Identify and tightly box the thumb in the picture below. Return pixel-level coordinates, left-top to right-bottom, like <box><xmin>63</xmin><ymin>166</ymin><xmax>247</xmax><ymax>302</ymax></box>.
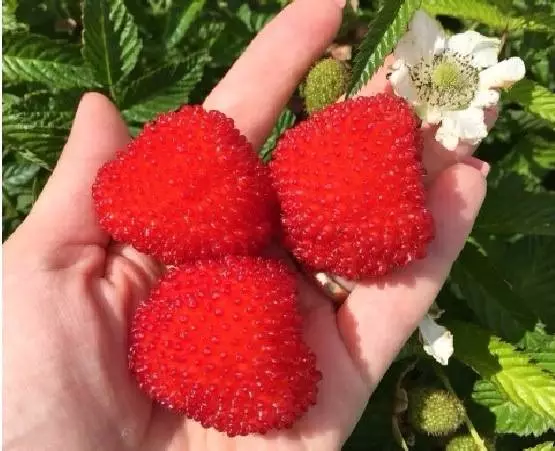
<box><xmin>20</xmin><ymin>93</ymin><xmax>130</xmax><ymax>255</ymax></box>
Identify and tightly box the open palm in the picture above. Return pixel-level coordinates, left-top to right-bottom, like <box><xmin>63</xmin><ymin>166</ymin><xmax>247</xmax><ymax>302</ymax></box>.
<box><xmin>3</xmin><ymin>0</ymin><xmax>489</xmax><ymax>450</ymax></box>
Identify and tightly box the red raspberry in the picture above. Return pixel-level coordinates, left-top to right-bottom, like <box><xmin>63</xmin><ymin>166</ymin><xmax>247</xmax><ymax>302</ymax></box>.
<box><xmin>92</xmin><ymin>106</ymin><xmax>277</xmax><ymax>265</ymax></box>
<box><xmin>270</xmin><ymin>94</ymin><xmax>434</xmax><ymax>279</ymax></box>
<box><xmin>129</xmin><ymin>256</ymin><xmax>321</xmax><ymax>436</ymax></box>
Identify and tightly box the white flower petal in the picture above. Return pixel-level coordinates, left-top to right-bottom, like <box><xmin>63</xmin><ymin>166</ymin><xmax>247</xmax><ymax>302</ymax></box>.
<box><xmin>390</xmin><ymin>63</ymin><xmax>419</xmax><ymax>103</ymax></box>
<box><xmin>419</xmin><ymin>315</ymin><xmax>454</xmax><ymax>366</ymax></box>
<box><xmin>420</xmin><ymin>106</ymin><xmax>443</xmax><ymax>124</ymax></box>
<box><xmin>470</xmin><ymin>88</ymin><xmax>500</xmax><ymax>108</ymax></box>
<box><xmin>435</xmin><ymin>108</ymin><xmax>487</xmax><ymax>150</ymax></box>
<box><xmin>447</xmin><ymin>30</ymin><xmax>500</xmax><ymax>68</ymax></box>
<box><xmin>479</xmin><ymin>57</ymin><xmax>526</xmax><ymax>89</ymax></box>
<box><xmin>391</xmin><ymin>59</ymin><xmax>404</xmax><ymax>70</ymax></box>
<box><xmin>394</xmin><ymin>10</ymin><xmax>446</xmax><ymax>66</ymax></box>
<box><xmin>435</xmin><ymin>126</ymin><xmax>460</xmax><ymax>151</ymax></box>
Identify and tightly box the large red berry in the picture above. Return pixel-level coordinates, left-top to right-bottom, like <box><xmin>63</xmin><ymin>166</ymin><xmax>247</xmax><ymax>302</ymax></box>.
<box><xmin>270</xmin><ymin>94</ymin><xmax>434</xmax><ymax>279</ymax></box>
<box><xmin>129</xmin><ymin>256</ymin><xmax>321</xmax><ymax>437</ymax></box>
<box><xmin>92</xmin><ymin>106</ymin><xmax>277</xmax><ymax>265</ymax></box>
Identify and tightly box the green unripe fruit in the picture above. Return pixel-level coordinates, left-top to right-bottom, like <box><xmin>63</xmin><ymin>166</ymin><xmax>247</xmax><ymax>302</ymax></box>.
<box><xmin>302</xmin><ymin>58</ymin><xmax>350</xmax><ymax>115</ymax></box>
<box><xmin>446</xmin><ymin>435</ymin><xmax>479</xmax><ymax>451</ymax></box>
<box><xmin>408</xmin><ymin>388</ymin><xmax>466</xmax><ymax>436</ymax></box>
<box><xmin>446</xmin><ymin>434</ymin><xmax>495</xmax><ymax>451</ymax></box>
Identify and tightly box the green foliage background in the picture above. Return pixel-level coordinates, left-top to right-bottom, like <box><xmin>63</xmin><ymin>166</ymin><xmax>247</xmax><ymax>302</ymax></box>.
<box><xmin>2</xmin><ymin>0</ymin><xmax>555</xmax><ymax>449</ymax></box>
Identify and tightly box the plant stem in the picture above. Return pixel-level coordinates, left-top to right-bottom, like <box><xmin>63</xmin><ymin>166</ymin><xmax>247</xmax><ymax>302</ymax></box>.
<box><xmin>435</xmin><ymin>366</ymin><xmax>488</xmax><ymax>451</ymax></box>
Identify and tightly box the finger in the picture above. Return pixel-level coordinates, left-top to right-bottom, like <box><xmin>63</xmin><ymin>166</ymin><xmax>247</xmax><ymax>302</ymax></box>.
<box><xmin>203</xmin><ymin>0</ymin><xmax>345</xmax><ymax>149</ymax></box>
<box><xmin>23</xmin><ymin>93</ymin><xmax>130</xmax><ymax>251</ymax></box>
<box><xmin>337</xmin><ymin>163</ymin><xmax>487</xmax><ymax>387</ymax></box>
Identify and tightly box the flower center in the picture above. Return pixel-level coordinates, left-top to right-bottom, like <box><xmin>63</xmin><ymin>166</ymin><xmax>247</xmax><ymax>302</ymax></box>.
<box><xmin>409</xmin><ymin>52</ymin><xmax>480</xmax><ymax>111</ymax></box>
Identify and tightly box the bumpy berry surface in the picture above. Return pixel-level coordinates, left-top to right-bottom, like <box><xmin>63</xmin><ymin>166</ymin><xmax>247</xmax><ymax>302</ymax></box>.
<box><xmin>92</xmin><ymin>106</ymin><xmax>277</xmax><ymax>265</ymax></box>
<box><xmin>270</xmin><ymin>94</ymin><xmax>434</xmax><ymax>279</ymax></box>
<box><xmin>302</xmin><ymin>58</ymin><xmax>350</xmax><ymax>115</ymax></box>
<box><xmin>129</xmin><ymin>256</ymin><xmax>321</xmax><ymax>437</ymax></box>
<box><xmin>408</xmin><ymin>388</ymin><xmax>466</xmax><ymax>436</ymax></box>
<box><xmin>445</xmin><ymin>435</ymin><xmax>480</xmax><ymax>451</ymax></box>
<box><xmin>446</xmin><ymin>435</ymin><xmax>495</xmax><ymax>451</ymax></box>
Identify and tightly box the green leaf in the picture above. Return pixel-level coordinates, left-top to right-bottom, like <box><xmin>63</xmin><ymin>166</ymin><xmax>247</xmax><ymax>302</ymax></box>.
<box><xmin>3</xmin><ymin>110</ymin><xmax>73</xmax><ymax>170</ymax></box>
<box><xmin>525</xmin><ymin>442</ymin><xmax>555</xmax><ymax>451</ymax></box>
<box><xmin>524</xmin><ymin>332</ymin><xmax>555</xmax><ymax>374</ymax></box>
<box><xmin>505</xmin><ymin>80</ymin><xmax>555</xmax><ymax>126</ymax></box>
<box><xmin>472</xmin><ymin>380</ymin><xmax>554</xmax><ymax>436</ymax></box>
<box><xmin>3</xmin><ymin>33</ymin><xmax>97</xmax><ymax>89</ymax></box>
<box><xmin>164</xmin><ymin>0</ymin><xmax>207</xmax><ymax>50</ymax></box>
<box><xmin>518</xmin><ymin>324</ymin><xmax>555</xmax><ymax>376</ymax></box>
<box><xmin>2</xmin><ymin>162</ymin><xmax>41</xmax><ymax>195</ymax></box>
<box><xmin>2</xmin><ymin>0</ymin><xmax>28</xmax><ymax>32</ymax></box>
<box><xmin>235</xmin><ymin>4</ymin><xmax>276</xmax><ymax>33</ymax></box>
<box><xmin>494</xmin><ymin>136</ymin><xmax>555</xmax><ymax>189</ymax></box>
<box><xmin>121</xmin><ymin>51</ymin><xmax>210</xmax><ymax>123</ymax></box>
<box><xmin>259</xmin><ymin>109</ymin><xmax>296</xmax><ymax>163</ymax></box>
<box><xmin>499</xmin><ymin>237</ymin><xmax>555</xmax><ymax>333</ymax></box>
<box><xmin>347</xmin><ymin>0</ymin><xmax>421</xmax><ymax>97</ymax></box>
<box><xmin>449</xmin><ymin>321</ymin><xmax>555</xmax><ymax>422</ymax></box>
<box><xmin>450</xmin><ymin>243</ymin><xmax>537</xmax><ymax>343</ymax></box>
<box><xmin>422</xmin><ymin>0</ymin><xmax>555</xmax><ymax>32</ymax></box>
<box><xmin>82</xmin><ymin>0</ymin><xmax>143</xmax><ymax>96</ymax></box>
<box><xmin>2</xmin><ymin>94</ymin><xmax>22</xmax><ymax>111</ymax></box>
<box><xmin>7</xmin><ymin>90</ymin><xmax>82</xmax><ymax>114</ymax></box>
<box><xmin>533</xmin><ymin>140</ymin><xmax>555</xmax><ymax>170</ymax></box>
<box><xmin>474</xmin><ymin>174</ymin><xmax>555</xmax><ymax>236</ymax></box>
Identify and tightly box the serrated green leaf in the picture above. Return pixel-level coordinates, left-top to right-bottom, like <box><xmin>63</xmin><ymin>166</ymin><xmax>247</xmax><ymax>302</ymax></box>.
<box><xmin>235</xmin><ymin>4</ymin><xmax>275</xmax><ymax>33</ymax></box>
<box><xmin>505</xmin><ymin>80</ymin><xmax>555</xmax><ymax>125</ymax></box>
<box><xmin>9</xmin><ymin>90</ymin><xmax>82</xmax><ymax>114</ymax></box>
<box><xmin>450</xmin><ymin>243</ymin><xmax>537</xmax><ymax>343</ymax></box>
<box><xmin>3</xmin><ymin>33</ymin><xmax>97</xmax><ymax>89</ymax></box>
<box><xmin>525</xmin><ymin>333</ymin><xmax>555</xmax><ymax>374</ymax></box>
<box><xmin>2</xmin><ymin>163</ymin><xmax>41</xmax><ymax>195</ymax></box>
<box><xmin>449</xmin><ymin>321</ymin><xmax>555</xmax><ymax>422</ymax></box>
<box><xmin>347</xmin><ymin>0</ymin><xmax>421</xmax><ymax>97</ymax></box>
<box><xmin>164</xmin><ymin>0</ymin><xmax>207</xmax><ymax>50</ymax></box>
<box><xmin>3</xmin><ymin>0</ymin><xmax>28</xmax><ymax>32</ymax></box>
<box><xmin>423</xmin><ymin>0</ymin><xmax>555</xmax><ymax>32</ymax></box>
<box><xmin>472</xmin><ymin>380</ymin><xmax>554</xmax><ymax>436</ymax></box>
<box><xmin>82</xmin><ymin>0</ymin><xmax>143</xmax><ymax>96</ymax></box>
<box><xmin>259</xmin><ymin>109</ymin><xmax>296</xmax><ymax>163</ymax></box>
<box><xmin>494</xmin><ymin>136</ymin><xmax>555</xmax><ymax>189</ymax></box>
<box><xmin>533</xmin><ymin>142</ymin><xmax>555</xmax><ymax>170</ymax></box>
<box><xmin>3</xmin><ymin>110</ymin><xmax>73</xmax><ymax>170</ymax></box>
<box><xmin>525</xmin><ymin>442</ymin><xmax>555</xmax><ymax>451</ymax></box>
<box><xmin>474</xmin><ymin>174</ymin><xmax>555</xmax><ymax>235</ymax></box>
<box><xmin>498</xmin><ymin>237</ymin><xmax>555</xmax><ymax>333</ymax></box>
<box><xmin>121</xmin><ymin>51</ymin><xmax>210</xmax><ymax>123</ymax></box>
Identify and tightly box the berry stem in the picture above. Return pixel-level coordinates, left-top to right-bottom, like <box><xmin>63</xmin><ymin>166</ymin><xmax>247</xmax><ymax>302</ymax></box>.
<box><xmin>434</xmin><ymin>366</ymin><xmax>488</xmax><ymax>451</ymax></box>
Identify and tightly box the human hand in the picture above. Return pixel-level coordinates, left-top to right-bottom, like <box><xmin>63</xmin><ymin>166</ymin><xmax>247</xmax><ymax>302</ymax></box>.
<box><xmin>2</xmin><ymin>0</ymin><xmax>488</xmax><ymax>449</ymax></box>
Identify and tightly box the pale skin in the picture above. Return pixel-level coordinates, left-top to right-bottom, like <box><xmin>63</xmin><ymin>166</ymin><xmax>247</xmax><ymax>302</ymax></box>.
<box><xmin>3</xmin><ymin>0</ymin><xmax>491</xmax><ymax>449</ymax></box>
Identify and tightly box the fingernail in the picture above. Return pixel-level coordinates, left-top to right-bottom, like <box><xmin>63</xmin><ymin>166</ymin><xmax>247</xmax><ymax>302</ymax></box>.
<box><xmin>461</xmin><ymin>156</ymin><xmax>490</xmax><ymax>178</ymax></box>
<box><xmin>332</xmin><ymin>0</ymin><xmax>347</xmax><ymax>8</ymax></box>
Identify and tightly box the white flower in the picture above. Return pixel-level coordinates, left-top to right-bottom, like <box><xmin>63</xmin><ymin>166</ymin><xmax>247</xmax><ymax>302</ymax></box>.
<box><xmin>390</xmin><ymin>10</ymin><xmax>526</xmax><ymax>150</ymax></box>
<box><xmin>418</xmin><ymin>314</ymin><xmax>454</xmax><ymax>365</ymax></box>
